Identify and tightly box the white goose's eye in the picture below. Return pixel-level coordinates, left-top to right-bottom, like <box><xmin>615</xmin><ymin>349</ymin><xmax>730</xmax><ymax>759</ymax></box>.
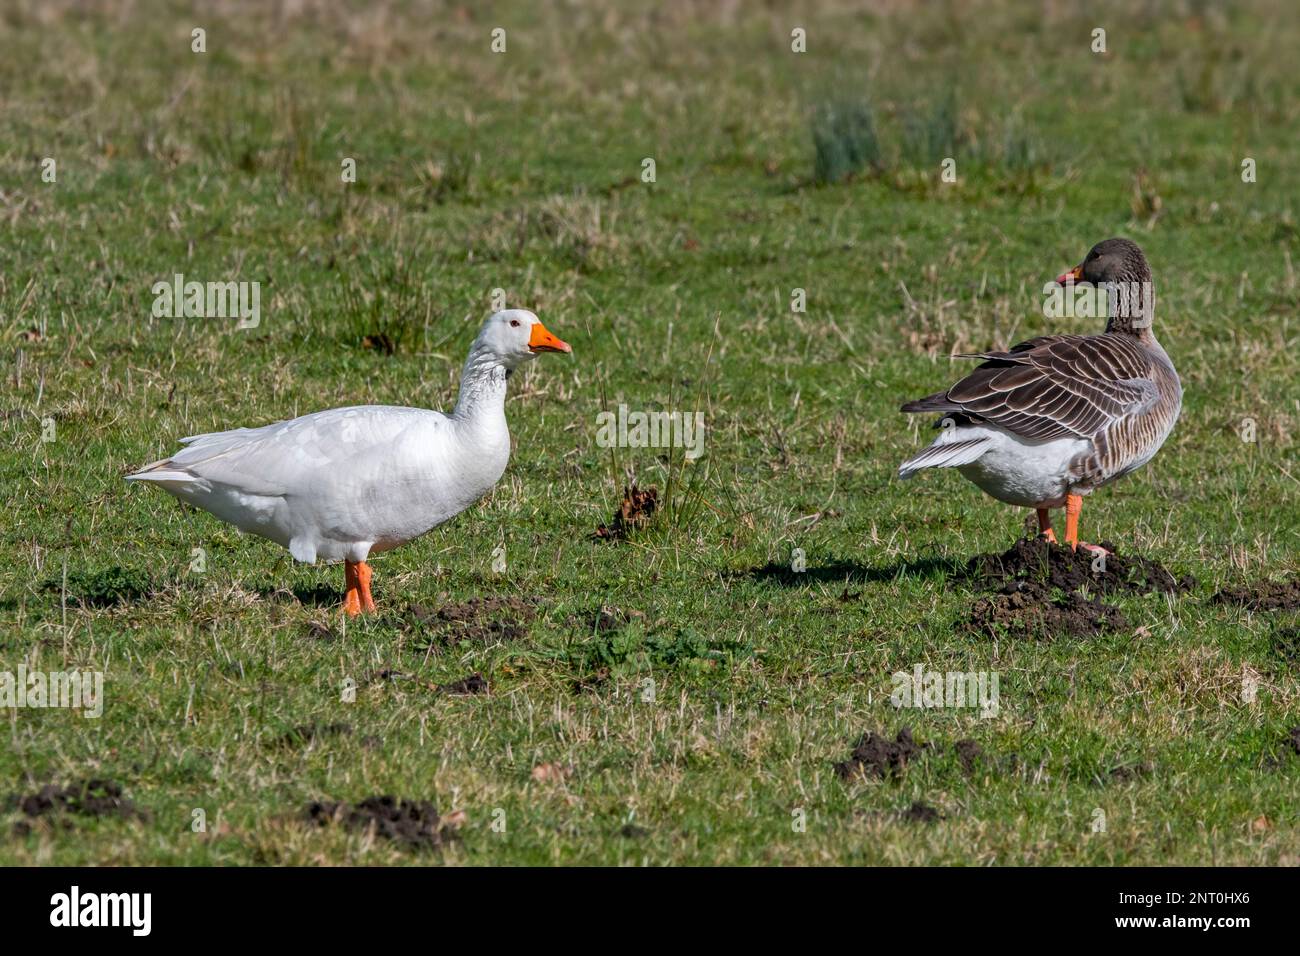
<box><xmin>510</xmin><ymin>319</ymin><xmax>521</xmax><ymax>328</ymax></box>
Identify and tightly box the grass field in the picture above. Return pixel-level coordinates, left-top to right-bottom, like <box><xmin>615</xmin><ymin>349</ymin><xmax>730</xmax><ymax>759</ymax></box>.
<box><xmin>2</xmin><ymin>0</ymin><xmax>1298</xmax><ymax>865</ymax></box>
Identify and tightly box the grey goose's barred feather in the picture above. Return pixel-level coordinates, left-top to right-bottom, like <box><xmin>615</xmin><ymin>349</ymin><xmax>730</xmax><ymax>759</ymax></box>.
<box><xmin>900</xmin><ymin>333</ymin><xmax>1163</xmax><ymax>443</ymax></box>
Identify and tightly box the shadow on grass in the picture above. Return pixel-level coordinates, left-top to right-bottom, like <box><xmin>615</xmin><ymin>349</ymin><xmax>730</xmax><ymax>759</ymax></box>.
<box><xmin>738</xmin><ymin>556</ymin><xmax>965</xmax><ymax>587</ymax></box>
<box><xmin>257</xmin><ymin>583</ymin><xmax>340</xmax><ymax>607</ymax></box>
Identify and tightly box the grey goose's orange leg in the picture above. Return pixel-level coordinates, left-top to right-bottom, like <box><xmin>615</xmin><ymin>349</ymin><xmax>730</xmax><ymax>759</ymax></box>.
<box><xmin>1036</xmin><ymin>508</ymin><xmax>1058</xmax><ymax>545</ymax></box>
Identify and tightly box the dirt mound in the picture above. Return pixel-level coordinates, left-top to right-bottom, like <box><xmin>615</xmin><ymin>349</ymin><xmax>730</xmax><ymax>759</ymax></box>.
<box><xmin>955</xmin><ymin>739</ymin><xmax>983</xmax><ymax>774</ymax></box>
<box><xmin>409</xmin><ymin>596</ymin><xmax>538</xmax><ymax>648</ymax></box>
<box><xmin>593</xmin><ymin>484</ymin><xmax>658</xmax><ymax>540</ymax></box>
<box><xmin>1272</xmin><ymin>627</ymin><xmax>1300</xmax><ymax>664</ymax></box>
<box><xmin>10</xmin><ymin>779</ymin><xmax>147</xmax><ymax>835</ymax></box>
<box><xmin>901</xmin><ymin>800</ymin><xmax>943</xmax><ymax>823</ymax></box>
<box><xmin>364</xmin><ymin>667</ymin><xmax>415</xmax><ymax>685</ymax></box>
<box><xmin>305</xmin><ymin>796</ymin><xmax>461</xmax><ymax>850</ymax></box>
<box><xmin>834</xmin><ymin>728</ymin><xmax>926</xmax><ymax>780</ymax></box>
<box><xmin>570</xmin><ymin>669</ymin><xmax>611</xmax><ymax>694</ymax></box>
<box><xmin>970</xmin><ymin>579</ymin><xmax>1128</xmax><ymax>639</ymax></box>
<box><xmin>836</xmin><ymin>733</ymin><xmax>1015</xmax><ymax>783</ymax></box>
<box><xmin>360</xmin><ymin>331</ymin><xmax>396</xmax><ymax>355</ymax></box>
<box><xmin>304</xmin><ymin>622</ymin><xmax>335</xmax><ymax>642</ymax></box>
<box><xmin>437</xmin><ymin>673</ymin><xmax>489</xmax><ymax>695</ymax></box>
<box><xmin>1107</xmin><ymin>760</ymin><xmax>1154</xmax><ymax>782</ymax></box>
<box><xmin>1212</xmin><ymin>580</ymin><xmax>1300</xmax><ymax>612</ymax></box>
<box><xmin>1262</xmin><ymin>727</ymin><xmax>1300</xmax><ymax>769</ymax></box>
<box><xmin>967</xmin><ymin>536</ymin><xmax>1194</xmax><ymax>597</ymax></box>
<box><xmin>962</xmin><ymin>537</ymin><xmax>1191</xmax><ymax>640</ymax></box>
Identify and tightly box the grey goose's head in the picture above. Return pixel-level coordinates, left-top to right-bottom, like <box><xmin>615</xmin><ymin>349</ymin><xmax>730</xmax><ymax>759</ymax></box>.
<box><xmin>1056</xmin><ymin>238</ymin><xmax>1155</xmax><ymax>335</ymax></box>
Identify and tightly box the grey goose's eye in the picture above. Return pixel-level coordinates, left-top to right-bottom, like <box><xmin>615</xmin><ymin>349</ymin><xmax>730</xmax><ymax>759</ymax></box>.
<box><xmin>510</xmin><ymin>319</ymin><xmax>521</xmax><ymax>327</ymax></box>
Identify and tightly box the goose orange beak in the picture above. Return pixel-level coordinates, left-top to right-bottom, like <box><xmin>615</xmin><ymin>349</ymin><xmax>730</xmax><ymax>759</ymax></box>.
<box><xmin>528</xmin><ymin>322</ymin><xmax>572</xmax><ymax>354</ymax></box>
<box><xmin>1055</xmin><ymin>264</ymin><xmax>1084</xmax><ymax>285</ymax></box>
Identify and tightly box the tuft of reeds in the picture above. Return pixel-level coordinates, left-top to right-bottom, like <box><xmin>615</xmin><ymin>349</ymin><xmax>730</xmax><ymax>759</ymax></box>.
<box><xmin>812</xmin><ymin>97</ymin><xmax>883</xmax><ymax>184</ymax></box>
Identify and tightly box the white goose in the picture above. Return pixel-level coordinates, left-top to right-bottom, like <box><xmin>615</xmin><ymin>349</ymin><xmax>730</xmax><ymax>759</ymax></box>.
<box><xmin>127</xmin><ymin>309</ymin><xmax>571</xmax><ymax>614</ymax></box>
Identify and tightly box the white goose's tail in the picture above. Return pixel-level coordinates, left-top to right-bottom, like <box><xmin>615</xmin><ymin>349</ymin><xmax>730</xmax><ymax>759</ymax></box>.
<box><xmin>125</xmin><ymin>459</ymin><xmax>211</xmax><ymax>491</ymax></box>
<box><xmin>125</xmin><ymin>427</ymin><xmax>260</xmax><ymax>490</ymax></box>
<box><xmin>898</xmin><ymin>436</ymin><xmax>990</xmax><ymax>479</ymax></box>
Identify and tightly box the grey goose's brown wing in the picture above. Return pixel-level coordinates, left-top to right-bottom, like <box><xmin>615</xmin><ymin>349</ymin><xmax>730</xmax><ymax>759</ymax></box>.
<box><xmin>900</xmin><ymin>334</ymin><xmax>1159</xmax><ymax>442</ymax></box>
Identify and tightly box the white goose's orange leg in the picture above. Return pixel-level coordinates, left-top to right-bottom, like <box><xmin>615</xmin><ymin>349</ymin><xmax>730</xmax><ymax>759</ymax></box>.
<box><xmin>355</xmin><ymin>561</ymin><xmax>376</xmax><ymax>612</ymax></box>
<box><xmin>1036</xmin><ymin>508</ymin><xmax>1058</xmax><ymax>544</ymax></box>
<box><xmin>343</xmin><ymin>560</ymin><xmax>363</xmax><ymax>616</ymax></box>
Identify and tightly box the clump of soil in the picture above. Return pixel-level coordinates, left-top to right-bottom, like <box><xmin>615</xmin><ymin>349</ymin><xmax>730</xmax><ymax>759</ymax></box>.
<box><xmin>955</xmin><ymin>739</ymin><xmax>983</xmax><ymax>774</ymax></box>
<box><xmin>1211</xmin><ymin>580</ymin><xmax>1300</xmax><ymax>612</ymax></box>
<box><xmin>593</xmin><ymin>484</ymin><xmax>658</xmax><ymax>540</ymax></box>
<box><xmin>10</xmin><ymin>779</ymin><xmax>147</xmax><ymax>835</ymax></box>
<box><xmin>837</xmin><ymin>734</ymin><xmax>1013</xmax><ymax>782</ymax></box>
<box><xmin>304</xmin><ymin>622</ymin><xmax>335</xmax><ymax>642</ymax></box>
<box><xmin>364</xmin><ymin>667</ymin><xmax>415</xmax><ymax>685</ymax></box>
<box><xmin>360</xmin><ymin>332</ymin><xmax>396</xmax><ymax>355</ymax></box>
<box><xmin>570</xmin><ymin>668</ymin><xmax>611</xmax><ymax>695</ymax></box>
<box><xmin>1271</xmin><ymin>627</ymin><xmax>1300</xmax><ymax>664</ymax></box>
<box><xmin>305</xmin><ymin>796</ymin><xmax>461</xmax><ymax>850</ymax></box>
<box><xmin>970</xmin><ymin>579</ymin><xmax>1129</xmax><ymax>639</ymax></box>
<box><xmin>901</xmin><ymin>801</ymin><xmax>943</xmax><ymax>823</ymax></box>
<box><xmin>409</xmin><ymin>596</ymin><xmax>538</xmax><ymax>648</ymax></box>
<box><xmin>437</xmin><ymin>673</ymin><xmax>489</xmax><ymax>695</ymax></box>
<box><xmin>1107</xmin><ymin>760</ymin><xmax>1154</xmax><ymax>782</ymax></box>
<box><xmin>962</xmin><ymin>537</ymin><xmax>1190</xmax><ymax>640</ymax></box>
<box><xmin>956</xmin><ymin>740</ymin><xmax>1024</xmax><ymax>778</ymax></box>
<box><xmin>967</xmin><ymin>536</ymin><xmax>1194</xmax><ymax>597</ymax></box>
<box><xmin>1262</xmin><ymin>727</ymin><xmax>1300</xmax><ymax>769</ymax></box>
<box><xmin>834</xmin><ymin>728</ymin><xmax>926</xmax><ymax>780</ymax></box>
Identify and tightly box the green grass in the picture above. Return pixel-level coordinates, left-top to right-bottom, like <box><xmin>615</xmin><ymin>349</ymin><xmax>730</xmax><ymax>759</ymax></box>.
<box><xmin>1</xmin><ymin>0</ymin><xmax>1297</xmax><ymax>865</ymax></box>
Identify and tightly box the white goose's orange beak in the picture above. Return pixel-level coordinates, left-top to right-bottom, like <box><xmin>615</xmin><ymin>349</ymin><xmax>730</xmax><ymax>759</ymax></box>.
<box><xmin>528</xmin><ymin>321</ymin><xmax>572</xmax><ymax>354</ymax></box>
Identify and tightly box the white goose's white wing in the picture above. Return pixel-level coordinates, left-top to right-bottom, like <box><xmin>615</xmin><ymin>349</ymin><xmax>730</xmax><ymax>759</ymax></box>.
<box><xmin>147</xmin><ymin>407</ymin><xmax>427</xmax><ymax>494</ymax></box>
<box><xmin>128</xmin><ymin>405</ymin><xmax>508</xmax><ymax>563</ymax></box>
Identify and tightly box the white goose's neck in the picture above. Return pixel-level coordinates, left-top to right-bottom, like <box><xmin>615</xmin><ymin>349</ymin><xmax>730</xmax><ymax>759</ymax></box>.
<box><xmin>452</xmin><ymin>343</ymin><xmax>509</xmax><ymax>422</ymax></box>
